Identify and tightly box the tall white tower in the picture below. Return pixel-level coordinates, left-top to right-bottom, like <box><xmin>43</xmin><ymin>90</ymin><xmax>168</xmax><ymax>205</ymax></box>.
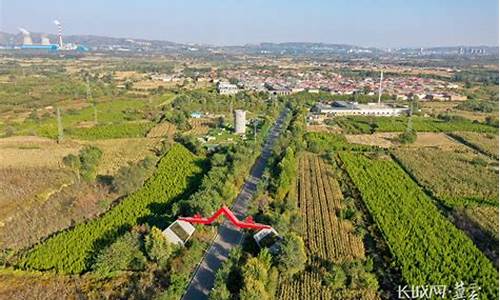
<box><xmin>234</xmin><ymin>110</ymin><xmax>246</xmax><ymax>134</ymax></box>
<box><xmin>377</xmin><ymin>70</ymin><xmax>384</xmax><ymax>106</ymax></box>
<box><xmin>54</xmin><ymin>20</ymin><xmax>63</xmax><ymax>48</ymax></box>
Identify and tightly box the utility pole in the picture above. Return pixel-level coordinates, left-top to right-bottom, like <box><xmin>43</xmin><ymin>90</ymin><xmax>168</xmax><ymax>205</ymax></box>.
<box><xmin>87</xmin><ymin>77</ymin><xmax>97</xmax><ymax>124</ymax></box>
<box><xmin>406</xmin><ymin>99</ymin><xmax>414</xmax><ymax>132</ymax></box>
<box><xmin>254</xmin><ymin>121</ymin><xmax>257</xmax><ymax>140</ymax></box>
<box><xmin>57</xmin><ymin>107</ymin><xmax>63</xmax><ymax>143</ymax></box>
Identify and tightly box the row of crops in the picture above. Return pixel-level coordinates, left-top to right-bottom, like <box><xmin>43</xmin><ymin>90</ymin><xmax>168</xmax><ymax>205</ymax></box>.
<box><xmin>66</xmin><ymin>122</ymin><xmax>155</xmax><ymax>140</ymax></box>
<box><xmin>333</xmin><ymin>116</ymin><xmax>497</xmax><ymax>134</ymax></box>
<box><xmin>339</xmin><ymin>152</ymin><xmax>499</xmax><ymax>299</ymax></box>
<box><xmin>277</xmin><ymin>153</ymin><xmax>377</xmax><ymax>300</ymax></box>
<box><xmin>298</xmin><ymin>153</ymin><xmax>364</xmax><ymax>262</ymax></box>
<box><xmin>19</xmin><ymin>144</ymin><xmax>204</xmax><ymax>274</ymax></box>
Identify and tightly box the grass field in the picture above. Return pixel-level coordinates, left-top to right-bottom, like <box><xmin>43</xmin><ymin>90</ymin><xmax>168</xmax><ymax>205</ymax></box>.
<box><xmin>0</xmin><ymin>181</ymin><xmax>114</xmax><ymax>251</ymax></box>
<box><xmin>78</xmin><ymin>138</ymin><xmax>160</xmax><ymax>175</ymax></box>
<box><xmin>0</xmin><ymin>136</ymin><xmax>159</xmax><ymax>176</ymax></box>
<box><xmin>0</xmin><ymin>167</ymin><xmax>74</xmax><ymax>224</ymax></box>
<box><xmin>393</xmin><ymin>147</ymin><xmax>499</xmax><ymax>206</ymax></box>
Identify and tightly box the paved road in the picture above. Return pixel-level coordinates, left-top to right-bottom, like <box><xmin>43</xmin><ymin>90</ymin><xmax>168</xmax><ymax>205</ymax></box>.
<box><xmin>182</xmin><ymin>108</ymin><xmax>289</xmax><ymax>300</ymax></box>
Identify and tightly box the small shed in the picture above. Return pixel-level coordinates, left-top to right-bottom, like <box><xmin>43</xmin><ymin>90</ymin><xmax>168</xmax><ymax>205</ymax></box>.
<box><xmin>253</xmin><ymin>228</ymin><xmax>282</xmax><ymax>254</ymax></box>
<box><xmin>162</xmin><ymin>220</ymin><xmax>196</xmax><ymax>246</ymax></box>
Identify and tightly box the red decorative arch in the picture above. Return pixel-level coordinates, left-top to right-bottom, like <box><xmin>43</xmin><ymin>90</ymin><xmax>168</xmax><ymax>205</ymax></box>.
<box><xmin>178</xmin><ymin>205</ymin><xmax>271</xmax><ymax>230</ymax></box>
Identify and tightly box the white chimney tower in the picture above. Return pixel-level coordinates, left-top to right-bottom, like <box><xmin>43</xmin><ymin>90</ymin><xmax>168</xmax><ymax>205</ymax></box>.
<box><xmin>54</xmin><ymin>20</ymin><xmax>63</xmax><ymax>48</ymax></box>
<box><xmin>377</xmin><ymin>70</ymin><xmax>384</xmax><ymax>106</ymax></box>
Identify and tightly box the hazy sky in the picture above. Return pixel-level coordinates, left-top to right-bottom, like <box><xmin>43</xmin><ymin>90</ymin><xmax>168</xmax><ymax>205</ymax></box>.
<box><xmin>0</xmin><ymin>0</ymin><xmax>498</xmax><ymax>47</ymax></box>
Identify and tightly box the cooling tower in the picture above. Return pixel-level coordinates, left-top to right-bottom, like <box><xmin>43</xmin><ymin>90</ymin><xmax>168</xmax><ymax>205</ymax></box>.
<box><xmin>41</xmin><ymin>34</ymin><xmax>51</xmax><ymax>45</ymax></box>
<box><xmin>19</xmin><ymin>28</ymin><xmax>33</xmax><ymax>45</ymax></box>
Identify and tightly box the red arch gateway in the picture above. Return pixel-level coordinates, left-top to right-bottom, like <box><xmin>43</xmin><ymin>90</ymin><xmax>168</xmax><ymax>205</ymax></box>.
<box><xmin>178</xmin><ymin>205</ymin><xmax>271</xmax><ymax>230</ymax></box>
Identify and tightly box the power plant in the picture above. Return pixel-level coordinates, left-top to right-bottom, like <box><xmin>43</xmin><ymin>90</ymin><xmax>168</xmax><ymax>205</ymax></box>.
<box><xmin>16</xmin><ymin>20</ymin><xmax>88</xmax><ymax>52</ymax></box>
<box><xmin>234</xmin><ymin>110</ymin><xmax>246</xmax><ymax>134</ymax></box>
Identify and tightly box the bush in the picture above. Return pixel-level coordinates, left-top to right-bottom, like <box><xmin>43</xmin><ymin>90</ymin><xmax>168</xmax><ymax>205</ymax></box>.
<box><xmin>92</xmin><ymin>231</ymin><xmax>147</xmax><ymax>276</ymax></box>
<box><xmin>79</xmin><ymin>145</ymin><xmax>103</xmax><ymax>181</ymax></box>
<box><xmin>112</xmin><ymin>156</ymin><xmax>156</xmax><ymax>194</ymax></box>
<box><xmin>275</xmin><ymin>232</ymin><xmax>307</xmax><ymax>278</ymax></box>
<box><xmin>144</xmin><ymin>227</ymin><xmax>172</xmax><ymax>269</ymax></box>
<box><xmin>398</xmin><ymin>129</ymin><xmax>417</xmax><ymax>144</ymax></box>
<box><xmin>63</xmin><ymin>146</ymin><xmax>102</xmax><ymax>182</ymax></box>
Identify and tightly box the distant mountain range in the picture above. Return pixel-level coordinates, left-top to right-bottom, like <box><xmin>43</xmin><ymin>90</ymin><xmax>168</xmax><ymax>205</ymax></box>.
<box><xmin>0</xmin><ymin>31</ymin><xmax>498</xmax><ymax>56</ymax></box>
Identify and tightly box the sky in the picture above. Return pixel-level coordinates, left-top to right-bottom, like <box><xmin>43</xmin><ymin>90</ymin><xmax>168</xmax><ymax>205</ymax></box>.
<box><xmin>0</xmin><ymin>0</ymin><xmax>498</xmax><ymax>48</ymax></box>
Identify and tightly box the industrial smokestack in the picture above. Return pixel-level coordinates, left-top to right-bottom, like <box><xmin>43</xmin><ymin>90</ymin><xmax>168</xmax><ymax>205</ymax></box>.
<box><xmin>41</xmin><ymin>34</ymin><xmax>51</xmax><ymax>45</ymax></box>
<box><xmin>18</xmin><ymin>28</ymin><xmax>33</xmax><ymax>45</ymax></box>
<box><xmin>53</xmin><ymin>20</ymin><xmax>63</xmax><ymax>48</ymax></box>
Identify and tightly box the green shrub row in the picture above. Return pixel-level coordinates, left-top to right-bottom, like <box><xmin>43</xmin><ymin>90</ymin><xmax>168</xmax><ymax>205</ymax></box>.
<box><xmin>19</xmin><ymin>144</ymin><xmax>203</xmax><ymax>274</ymax></box>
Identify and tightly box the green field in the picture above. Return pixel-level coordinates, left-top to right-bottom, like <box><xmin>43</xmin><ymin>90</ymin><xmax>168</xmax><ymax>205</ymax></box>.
<box><xmin>19</xmin><ymin>144</ymin><xmax>204</xmax><ymax>274</ymax></box>
<box><xmin>393</xmin><ymin>147</ymin><xmax>498</xmax><ymax>206</ymax></box>
<box><xmin>332</xmin><ymin>116</ymin><xmax>497</xmax><ymax>134</ymax></box>
<box><xmin>339</xmin><ymin>152</ymin><xmax>498</xmax><ymax>299</ymax></box>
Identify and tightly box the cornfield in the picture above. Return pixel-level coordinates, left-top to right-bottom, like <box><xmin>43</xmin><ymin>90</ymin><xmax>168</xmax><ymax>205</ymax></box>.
<box><xmin>298</xmin><ymin>153</ymin><xmax>365</xmax><ymax>262</ymax></box>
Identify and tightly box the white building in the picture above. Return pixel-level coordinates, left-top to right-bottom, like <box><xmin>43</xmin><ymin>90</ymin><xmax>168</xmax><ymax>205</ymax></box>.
<box><xmin>312</xmin><ymin>101</ymin><xmax>409</xmax><ymax>117</ymax></box>
<box><xmin>217</xmin><ymin>81</ymin><xmax>239</xmax><ymax>95</ymax></box>
<box><xmin>162</xmin><ymin>220</ymin><xmax>195</xmax><ymax>246</ymax></box>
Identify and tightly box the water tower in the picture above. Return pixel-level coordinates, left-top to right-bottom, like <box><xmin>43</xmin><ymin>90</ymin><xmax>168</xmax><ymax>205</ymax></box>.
<box><xmin>234</xmin><ymin>110</ymin><xmax>246</xmax><ymax>134</ymax></box>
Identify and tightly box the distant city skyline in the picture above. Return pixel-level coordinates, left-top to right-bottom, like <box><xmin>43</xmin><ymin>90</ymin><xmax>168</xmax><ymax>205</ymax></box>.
<box><xmin>0</xmin><ymin>0</ymin><xmax>498</xmax><ymax>48</ymax></box>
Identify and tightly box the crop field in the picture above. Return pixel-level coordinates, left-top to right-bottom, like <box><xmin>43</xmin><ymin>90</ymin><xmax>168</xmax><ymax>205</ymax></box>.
<box><xmin>393</xmin><ymin>147</ymin><xmax>498</xmax><ymax>206</ymax></box>
<box><xmin>339</xmin><ymin>152</ymin><xmax>498</xmax><ymax>299</ymax></box>
<box><xmin>277</xmin><ymin>270</ymin><xmax>332</xmax><ymax>300</ymax></box>
<box><xmin>66</xmin><ymin>122</ymin><xmax>155</xmax><ymax>140</ymax></box>
<box><xmin>305</xmin><ymin>132</ymin><xmax>377</xmax><ymax>153</ymax></box>
<box><xmin>187</xmin><ymin>118</ymin><xmax>215</xmax><ymax>135</ymax></box>
<box><xmin>277</xmin><ymin>153</ymin><xmax>376</xmax><ymax>300</ymax></box>
<box><xmin>456</xmin><ymin>206</ymin><xmax>499</xmax><ymax>240</ymax></box>
<box><xmin>333</xmin><ymin>116</ymin><xmax>497</xmax><ymax>134</ymax></box>
<box><xmin>298</xmin><ymin>153</ymin><xmax>364</xmax><ymax>262</ymax></box>
<box><xmin>19</xmin><ymin>144</ymin><xmax>204</xmax><ymax>274</ymax></box>
<box><xmin>6</xmin><ymin>97</ymin><xmax>163</xmax><ymax>139</ymax></box>
<box><xmin>146</xmin><ymin>121</ymin><xmax>176</xmax><ymax>138</ymax></box>
<box><xmin>345</xmin><ymin>132</ymin><xmax>398</xmax><ymax>148</ymax></box>
<box><xmin>345</xmin><ymin>132</ymin><xmax>460</xmax><ymax>149</ymax></box>
<box><xmin>449</xmin><ymin>132</ymin><xmax>499</xmax><ymax>159</ymax></box>
<box><xmin>420</xmin><ymin>101</ymin><xmax>498</xmax><ymax>122</ymax></box>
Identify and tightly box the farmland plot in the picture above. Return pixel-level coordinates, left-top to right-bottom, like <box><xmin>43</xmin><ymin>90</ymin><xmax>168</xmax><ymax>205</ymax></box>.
<box><xmin>339</xmin><ymin>153</ymin><xmax>498</xmax><ymax>299</ymax></box>
<box><xmin>393</xmin><ymin>147</ymin><xmax>498</xmax><ymax>206</ymax></box>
